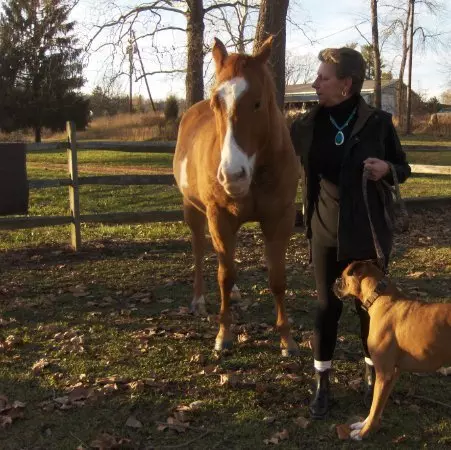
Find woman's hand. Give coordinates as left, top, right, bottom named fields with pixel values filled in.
left=363, top=158, right=390, bottom=181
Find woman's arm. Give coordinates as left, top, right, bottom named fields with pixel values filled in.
left=363, top=117, right=411, bottom=183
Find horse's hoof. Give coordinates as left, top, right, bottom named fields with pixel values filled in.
left=281, top=346, right=301, bottom=357
left=350, top=429, right=363, bottom=441
left=214, top=340, right=233, bottom=351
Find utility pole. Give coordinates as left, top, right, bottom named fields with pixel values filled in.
left=406, top=0, right=415, bottom=134
left=132, top=31, right=156, bottom=112
left=128, top=29, right=134, bottom=114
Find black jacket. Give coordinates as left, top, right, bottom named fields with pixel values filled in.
left=290, top=96, right=411, bottom=261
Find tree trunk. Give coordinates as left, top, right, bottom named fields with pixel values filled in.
left=253, top=0, right=289, bottom=110
left=185, top=0, right=205, bottom=107
left=405, top=0, right=415, bottom=134
left=397, top=1, right=412, bottom=130
left=34, top=126, right=41, bottom=143
left=371, top=0, right=382, bottom=109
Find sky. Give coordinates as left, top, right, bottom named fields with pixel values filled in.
left=72, top=0, right=451, bottom=102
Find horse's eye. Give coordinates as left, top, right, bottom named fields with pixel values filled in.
left=254, top=101, right=261, bottom=111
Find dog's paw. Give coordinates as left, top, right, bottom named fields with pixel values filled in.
left=350, top=417, right=367, bottom=430
left=350, top=429, right=363, bottom=441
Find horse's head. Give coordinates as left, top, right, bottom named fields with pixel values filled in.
left=210, top=37, right=276, bottom=198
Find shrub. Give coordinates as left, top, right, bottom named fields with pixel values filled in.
left=164, top=95, right=179, bottom=121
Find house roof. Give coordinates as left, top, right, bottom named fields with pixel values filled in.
left=285, top=79, right=398, bottom=103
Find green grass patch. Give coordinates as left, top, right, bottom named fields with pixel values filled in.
left=0, top=208, right=450, bottom=449
left=406, top=151, right=451, bottom=166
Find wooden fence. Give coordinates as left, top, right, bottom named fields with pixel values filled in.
left=0, top=121, right=450, bottom=251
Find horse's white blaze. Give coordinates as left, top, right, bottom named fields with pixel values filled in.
left=180, top=156, right=189, bottom=189
left=217, top=77, right=248, bottom=117
left=216, top=77, right=255, bottom=192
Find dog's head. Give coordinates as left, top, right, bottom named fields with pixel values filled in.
left=334, top=260, right=384, bottom=301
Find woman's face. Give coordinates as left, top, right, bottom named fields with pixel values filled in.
left=312, top=62, right=352, bottom=107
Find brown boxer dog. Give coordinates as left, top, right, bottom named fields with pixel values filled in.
left=336, top=260, right=451, bottom=440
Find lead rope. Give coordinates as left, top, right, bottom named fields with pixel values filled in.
left=362, top=162, right=409, bottom=271
left=362, top=168, right=386, bottom=270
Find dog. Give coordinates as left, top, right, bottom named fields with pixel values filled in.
left=336, top=260, right=451, bottom=440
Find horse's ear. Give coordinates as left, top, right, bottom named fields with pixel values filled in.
left=212, top=38, right=228, bottom=73
left=254, top=35, right=274, bottom=64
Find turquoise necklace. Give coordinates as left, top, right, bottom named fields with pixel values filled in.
left=329, top=107, right=357, bottom=146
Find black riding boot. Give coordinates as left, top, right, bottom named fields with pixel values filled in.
left=363, top=362, right=376, bottom=408
left=309, top=369, right=330, bottom=419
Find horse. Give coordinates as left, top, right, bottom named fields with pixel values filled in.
left=173, top=36, right=300, bottom=356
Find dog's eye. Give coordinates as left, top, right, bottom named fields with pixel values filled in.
left=254, top=101, right=261, bottom=111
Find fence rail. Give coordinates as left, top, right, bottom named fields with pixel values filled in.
left=0, top=122, right=450, bottom=250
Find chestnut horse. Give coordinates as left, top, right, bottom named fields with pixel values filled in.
left=173, top=37, right=299, bottom=356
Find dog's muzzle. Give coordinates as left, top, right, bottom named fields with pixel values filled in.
left=333, top=277, right=345, bottom=299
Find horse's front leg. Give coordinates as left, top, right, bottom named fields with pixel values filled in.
left=207, top=207, right=239, bottom=352
left=261, top=210, right=299, bottom=357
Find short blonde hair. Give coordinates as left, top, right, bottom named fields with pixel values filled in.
left=319, top=48, right=366, bottom=95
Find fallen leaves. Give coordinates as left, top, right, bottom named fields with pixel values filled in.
left=0, top=394, right=26, bottom=427
left=264, top=429, right=289, bottom=445
left=125, top=415, right=143, bottom=429
left=157, top=416, right=190, bottom=433
left=90, top=432, right=131, bottom=449
left=32, top=358, right=50, bottom=375
left=0, top=334, right=22, bottom=352
left=53, top=329, right=85, bottom=354
left=336, top=423, right=352, bottom=440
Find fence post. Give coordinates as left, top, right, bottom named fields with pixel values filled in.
left=67, top=121, right=81, bottom=251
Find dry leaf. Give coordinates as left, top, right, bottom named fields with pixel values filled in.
left=293, top=416, right=310, bottom=429
left=200, top=364, right=218, bottom=375
left=263, top=416, right=275, bottom=424
left=407, top=271, right=425, bottom=279
left=219, top=373, right=239, bottom=387
left=238, top=333, right=250, bottom=343
left=127, top=381, right=145, bottom=392
left=68, top=386, right=93, bottom=402
left=190, top=353, right=205, bottom=364
left=188, top=400, right=204, bottom=411
left=348, top=378, right=362, bottom=391
left=32, top=358, right=49, bottom=375
left=264, top=429, right=289, bottom=445
left=0, top=415, right=12, bottom=428
left=125, top=415, right=143, bottom=428
left=336, top=423, right=351, bottom=440
left=90, top=432, right=118, bottom=449
left=392, top=434, right=408, bottom=443
left=437, top=366, right=451, bottom=376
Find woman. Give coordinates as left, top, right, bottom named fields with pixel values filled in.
left=290, top=47, right=411, bottom=419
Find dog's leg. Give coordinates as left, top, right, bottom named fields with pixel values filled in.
left=351, top=368, right=399, bottom=440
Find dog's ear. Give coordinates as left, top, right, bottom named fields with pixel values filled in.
left=347, top=261, right=367, bottom=277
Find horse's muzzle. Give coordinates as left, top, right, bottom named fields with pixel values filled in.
left=218, top=166, right=251, bottom=198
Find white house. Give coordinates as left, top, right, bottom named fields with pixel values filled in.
left=285, top=79, right=405, bottom=115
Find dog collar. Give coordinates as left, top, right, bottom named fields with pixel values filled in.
left=362, top=277, right=389, bottom=311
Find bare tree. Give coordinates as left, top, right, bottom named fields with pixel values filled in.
left=203, top=0, right=259, bottom=53
left=186, top=0, right=204, bottom=107
left=441, top=89, right=451, bottom=105
left=285, top=52, right=316, bottom=85
left=253, top=0, right=290, bottom=110
left=379, top=0, right=445, bottom=132
left=371, top=0, right=382, bottom=108
left=87, top=1, right=260, bottom=108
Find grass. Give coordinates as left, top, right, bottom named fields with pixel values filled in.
left=0, top=134, right=449, bottom=448
left=0, top=207, right=450, bottom=449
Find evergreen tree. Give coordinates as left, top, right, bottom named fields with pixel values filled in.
left=0, top=0, right=89, bottom=142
